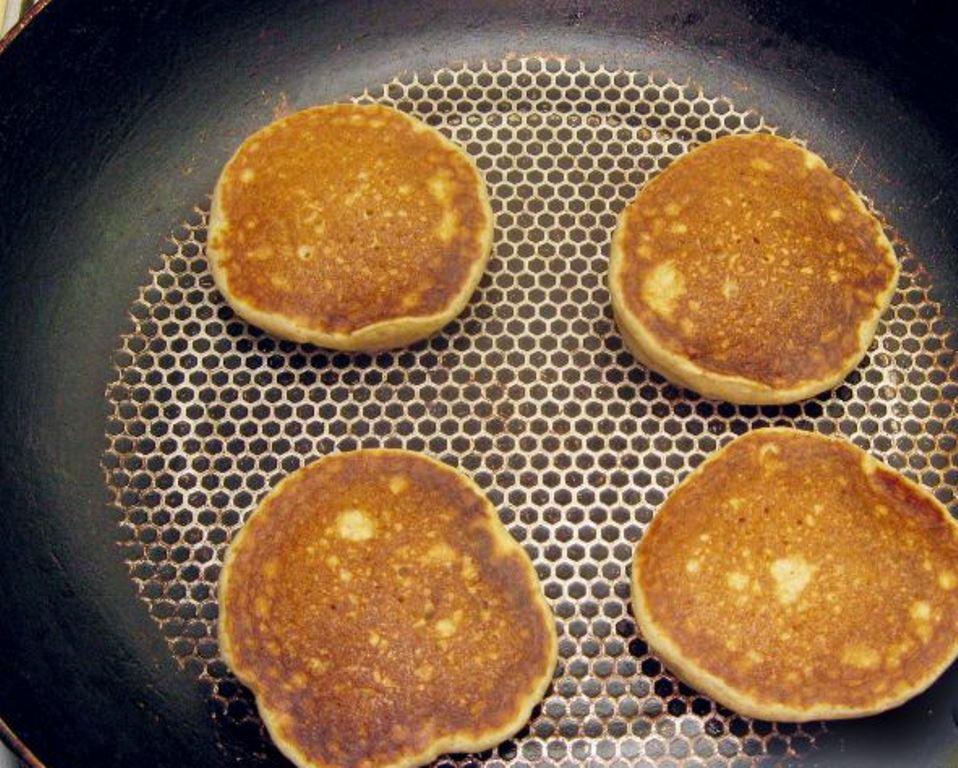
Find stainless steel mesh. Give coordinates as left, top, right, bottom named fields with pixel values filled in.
left=103, top=57, right=958, bottom=767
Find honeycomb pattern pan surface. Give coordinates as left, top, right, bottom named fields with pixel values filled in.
left=103, top=58, right=958, bottom=768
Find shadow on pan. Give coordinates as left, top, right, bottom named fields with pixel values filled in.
left=1, top=1, right=958, bottom=767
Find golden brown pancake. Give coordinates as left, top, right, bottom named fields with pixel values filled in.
left=219, top=450, right=557, bottom=768
left=610, top=133, right=899, bottom=404
left=208, top=104, right=493, bottom=351
left=632, top=427, right=958, bottom=721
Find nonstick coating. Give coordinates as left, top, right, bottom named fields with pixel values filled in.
left=1, top=1, right=957, bottom=767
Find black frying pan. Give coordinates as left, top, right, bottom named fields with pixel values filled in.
left=2, top=1, right=958, bottom=767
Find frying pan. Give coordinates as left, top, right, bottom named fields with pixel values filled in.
left=2, top=1, right=958, bottom=766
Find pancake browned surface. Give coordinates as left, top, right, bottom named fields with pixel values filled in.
left=209, top=104, right=493, bottom=351
left=632, top=428, right=958, bottom=721
left=219, top=450, right=557, bottom=768
left=610, top=133, right=899, bottom=404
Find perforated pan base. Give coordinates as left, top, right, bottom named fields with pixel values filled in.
left=103, top=57, right=958, bottom=767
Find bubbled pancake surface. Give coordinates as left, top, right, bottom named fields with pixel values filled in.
left=219, top=450, right=557, bottom=768
left=209, top=104, right=493, bottom=349
left=611, top=133, right=899, bottom=403
left=632, top=428, right=958, bottom=721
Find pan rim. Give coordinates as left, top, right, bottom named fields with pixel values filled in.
left=0, top=0, right=52, bottom=56
left=0, top=715, right=46, bottom=768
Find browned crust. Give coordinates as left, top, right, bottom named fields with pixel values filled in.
left=208, top=104, right=494, bottom=351
left=610, top=133, right=899, bottom=404
left=632, top=427, right=958, bottom=721
left=219, top=450, right=557, bottom=768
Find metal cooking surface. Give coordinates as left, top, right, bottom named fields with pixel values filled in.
left=103, top=58, right=957, bottom=767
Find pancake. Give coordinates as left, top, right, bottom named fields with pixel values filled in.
left=218, top=449, right=557, bottom=768
left=631, top=427, right=958, bottom=721
left=609, top=133, right=899, bottom=404
left=208, top=104, right=494, bottom=351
